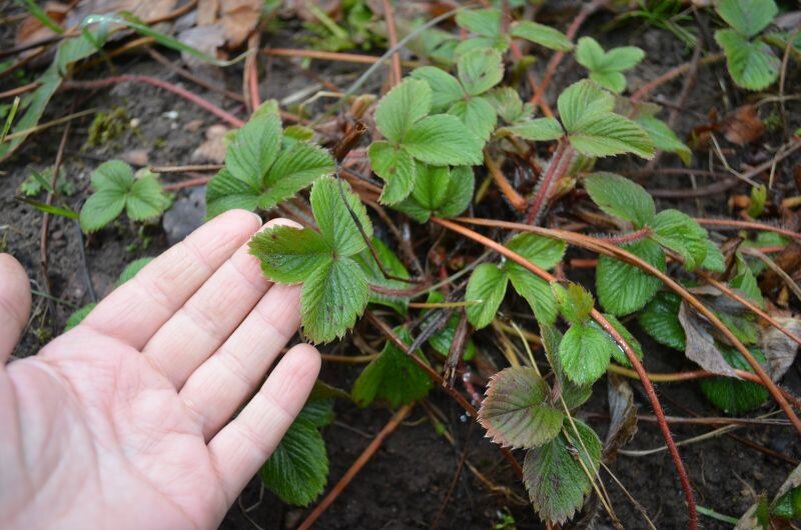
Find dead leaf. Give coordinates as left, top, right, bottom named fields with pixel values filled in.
left=760, top=317, right=801, bottom=380
left=761, top=241, right=801, bottom=294
left=197, top=0, right=219, bottom=25
left=220, top=0, right=261, bottom=48
left=15, top=2, right=69, bottom=50
left=178, top=24, right=225, bottom=71
left=192, top=124, right=228, bottom=163
left=678, top=302, right=739, bottom=377
left=604, top=374, right=637, bottom=462
left=722, top=105, right=765, bottom=145
left=66, top=0, right=178, bottom=29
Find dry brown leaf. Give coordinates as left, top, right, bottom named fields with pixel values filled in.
left=178, top=24, right=225, bottom=71
left=192, top=124, right=228, bottom=163
left=15, top=2, right=69, bottom=48
left=197, top=0, right=220, bottom=25
left=678, top=301, right=738, bottom=377
left=760, top=316, right=801, bottom=380
left=722, top=105, right=765, bottom=145
left=761, top=241, right=801, bottom=294
left=220, top=0, right=261, bottom=48
left=66, top=0, right=177, bottom=28
left=603, top=374, right=637, bottom=462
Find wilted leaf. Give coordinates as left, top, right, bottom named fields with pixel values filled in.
left=760, top=317, right=801, bottom=380
left=678, top=302, right=737, bottom=377
left=604, top=374, right=637, bottom=461
left=478, top=367, right=564, bottom=449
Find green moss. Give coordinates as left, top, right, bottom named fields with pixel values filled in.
left=83, top=107, right=129, bottom=149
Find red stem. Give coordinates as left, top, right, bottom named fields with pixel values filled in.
left=526, top=140, right=570, bottom=224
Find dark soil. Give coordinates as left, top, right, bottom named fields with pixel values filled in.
left=2, top=2, right=800, bottom=530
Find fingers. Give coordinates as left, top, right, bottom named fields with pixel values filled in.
left=80, top=210, right=262, bottom=350
left=207, top=343, right=320, bottom=504
left=142, top=218, right=299, bottom=388
left=0, top=254, right=32, bottom=364
left=179, top=282, right=301, bottom=439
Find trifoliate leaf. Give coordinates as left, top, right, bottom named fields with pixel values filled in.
left=311, top=177, right=373, bottom=256
left=437, top=165, right=475, bottom=218
left=635, top=116, right=692, bottom=165
left=465, top=263, right=508, bottom=329
left=523, top=420, right=602, bottom=524
left=457, top=48, right=504, bottom=96
left=368, top=141, right=416, bottom=204
left=249, top=225, right=332, bottom=284
left=352, top=327, right=432, bottom=407
left=715, top=29, right=780, bottom=91
left=700, top=344, right=769, bottom=414
left=638, top=291, right=686, bottom=351
left=410, top=66, right=463, bottom=112
left=557, top=80, right=615, bottom=132
left=503, top=117, right=564, bottom=141
left=584, top=172, right=655, bottom=228
left=353, top=237, right=410, bottom=315
left=375, top=78, right=432, bottom=143
left=568, top=112, right=654, bottom=159
left=603, top=313, right=644, bottom=367
left=260, top=416, right=328, bottom=506
left=259, top=141, right=336, bottom=210
left=410, top=162, right=450, bottom=210
left=716, top=0, right=777, bottom=39
left=552, top=282, right=594, bottom=325
left=575, top=37, right=644, bottom=93
left=402, top=114, right=483, bottom=166
left=596, top=239, right=665, bottom=316
left=448, top=96, right=497, bottom=141
left=650, top=209, right=709, bottom=270
left=559, top=321, right=616, bottom=385
left=226, top=112, right=282, bottom=187
left=478, top=367, right=564, bottom=449
left=510, top=21, right=573, bottom=51
left=302, top=257, right=369, bottom=343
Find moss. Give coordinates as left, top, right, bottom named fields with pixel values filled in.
left=83, top=107, right=129, bottom=149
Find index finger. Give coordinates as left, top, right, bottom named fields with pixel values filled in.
left=79, top=209, right=262, bottom=350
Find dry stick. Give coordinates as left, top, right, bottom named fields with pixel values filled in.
left=453, top=217, right=801, bottom=439
left=365, top=311, right=524, bottom=479
left=530, top=0, right=608, bottom=108
left=245, top=32, right=261, bottom=112
left=483, top=150, right=527, bottom=212
left=147, top=48, right=247, bottom=104
left=297, top=404, right=414, bottom=530
left=630, top=52, right=726, bottom=102
left=432, top=217, right=698, bottom=530
left=150, top=164, right=222, bottom=173
left=162, top=176, right=211, bottom=192
left=382, top=0, right=403, bottom=87
left=62, top=75, right=245, bottom=127
left=695, top=217, right=801, bottom=241
left=0, top=82, right=40, bottom=99
left=264, top=47, right=383, bottom=64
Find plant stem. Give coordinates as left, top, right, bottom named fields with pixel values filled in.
left=431, top=217, right=698, bottom=530
left=525, top=139, right=571, bottom=224
left=599, top=227, right=651, bottom=245
left=695, top=217, right=801, bottom=241
left=381, top=0, right=403, bottom=87
left=483, top=150, right=527, bottom=212
left=297, top=404, right=413, bottom=530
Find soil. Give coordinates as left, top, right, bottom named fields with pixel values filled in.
left=2, top=3, right=800, bottom=530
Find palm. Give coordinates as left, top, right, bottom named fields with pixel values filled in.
left=0, top=212, right=320, bottom=530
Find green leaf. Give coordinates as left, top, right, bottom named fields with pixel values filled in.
left=485, top=87, right=531, bottom=124
left=410, top=66, right=463, bottom=112
left=635, top=116, right=692, bottom=165
left=638, top=291, right=686, bottom=351
left=369, top=142, right=416, bottom=204
left=523, top=420, right=602, bottom=524
left=260, top=416, right=328, bottom=506
left=511, top=21, right=573, bottom=51
left=552, top=283, right=594, bottom=325
left=79, top=190, right=127, bottom=232
left=575, top=37, right=607, bottom=71
left=375, top=78, right=432, bottom=143
left=311, top=177, right=373, bottom=256
left=260, top=141, right=335, bottom=210
left=115, top=257, right=153, bottom=286
left=559, top=321, right=615, bottom=385
left=126, top=171, right=171, bottom=222
left=410, top=162, right=450, bottom=210
left=507, top=267, right=559, bottom=325
left=302, top=257, right=369, bottom=343
left=596, top=239, right=665, bottom=316
left=700, top=344, right=769, bottom=414
left=604, top=46, right=646, bottom=71
left=650, top=209, right=709, bottom=270
left=715, top=29, right=780, bottom=91
left=437, top=165, right=475, bottom=218
left=701, top=239, right=726, bottom=272
left=584, top=172, right=655, bottom=228
left=603, top=314, right=644, bottom=367
left=575, top=37, right=644, bottom=93
left=205, top=168, right=259, bottom=218
left=226, top=112, right=282, bottom=188
left=448, top=96, right=497, bottom=141
left=465, top=263, right=508, bottom=329
left=403, top=114, right=484, bottom=166
left=428, top=314, right=476, bottom=361
left=716, top=0, right=777, bottom=38
left=568, top=112, right=655, bottom=159
left=351, top=327, right=432, bottom=407
left=455, top=8, right=501, bottom=38
left=557, top=80, right=615, bottom=132
left=503, top=117, right=564, bottom=141
left=478, top=367, right=564, bottom=449
left=249, top=225, right=332, bottom=284
left=589, top=70, right=627, bottom=94
left=505, top=233, right=567, bottom=271
left=457, top=48, right=504, bottom=96
left=65, top=303, right=97, bottom=331
left=353, top=237, right=410, bottom=315
left=298, top=398, right=335, bottom=428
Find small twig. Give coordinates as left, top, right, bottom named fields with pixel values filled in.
left=695, top=217, right=801, bottom=241
left=150, top=164, right=222, bottom=173
left=263, top=47, right=384, bottom=64
left=297, top=405, right=414, bottom=530
left=162, top=176, right=212, bottom=192
left=631, top=52, right=725, bottom=102
left=381, top=0, right=403, bottom=87
left=245, top=32, right=261, bottom=112
left=483, top=150, right=527, bottom=212
left=147, top=48, right=246, bottom=104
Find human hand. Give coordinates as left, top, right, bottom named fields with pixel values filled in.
left=0, top=211, right=320, bottom=530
